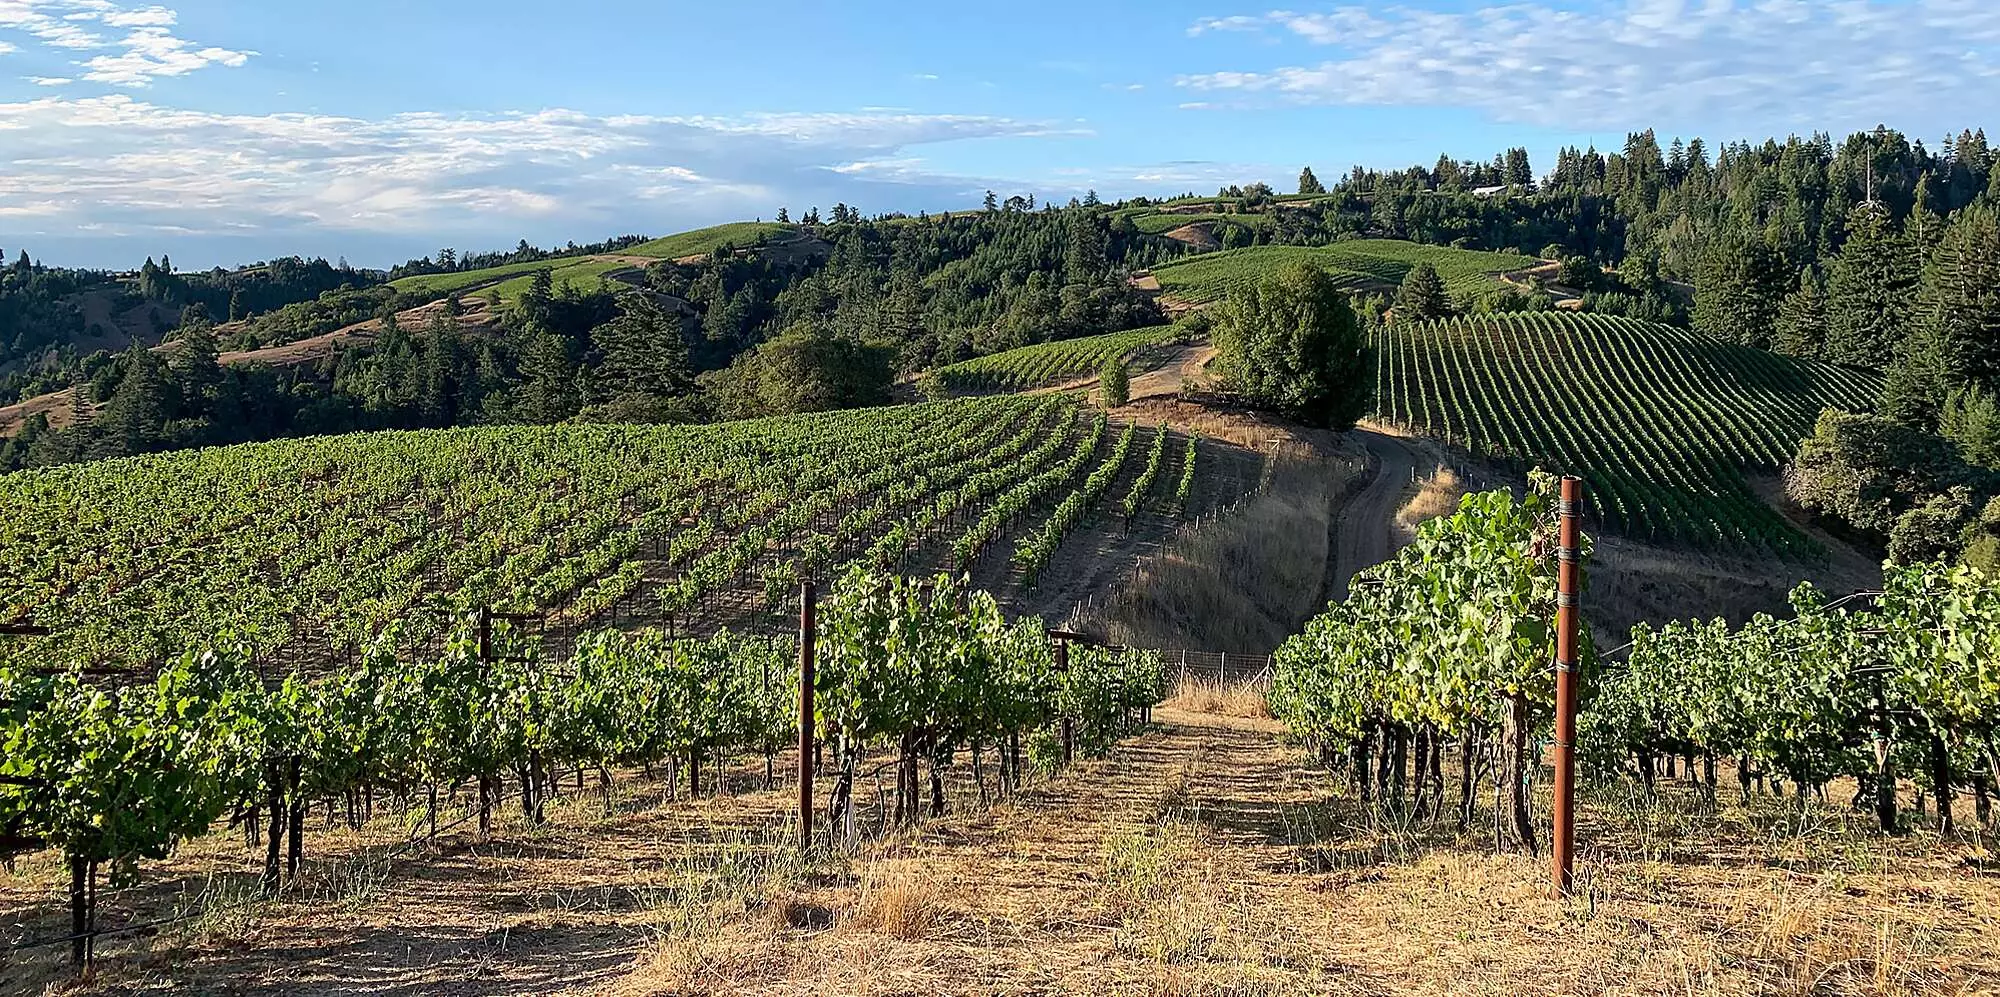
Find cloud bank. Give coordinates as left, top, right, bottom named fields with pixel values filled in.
left=0, top=95, right=1086, bottom=265
left=1179, top=0, right=2000, bottom=131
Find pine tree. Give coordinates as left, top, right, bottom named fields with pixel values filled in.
left=1394, top=263, right=1451, bottom=322
left=518, top=328, right=578, bottom=424
left=595, top=296, right=691, bottom=401
left=1825, top=206, right=1916, bottom=366
left=1063, top=211, right=1109, bottom=285
left=983, top=190, right=998, bottom=213
left=1693, top=234, right=1787, bottom=349
left=1881, top=318, right=1956, bottom=427
left=1917, top=204, right=2000, bottom=388
left=776, top=207, right=790, bottom=223
left=1298, top=166, right=1325, bottom=195
left=1772, top=270, right=1827, bottom=357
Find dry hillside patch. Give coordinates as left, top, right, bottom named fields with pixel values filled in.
left=1395, top=464, right=1465, bottom=537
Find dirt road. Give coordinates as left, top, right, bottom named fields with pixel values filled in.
left=1326, top=426, right=1423, bottom=601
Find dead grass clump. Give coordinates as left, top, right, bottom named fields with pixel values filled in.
left=1395, top=464, right=1463, bottom=536
left=847, top=867, right=948, bottom=939
left=1164, top=673, right=1270, bottom=718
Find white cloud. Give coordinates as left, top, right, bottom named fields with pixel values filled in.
left=0, top=95, right=1082, bottom=260
left=27, top=75, right=71, bottom=84
left=0, top=0, right=251, bottom=86
left=1179, top=0, right=2000, bottom=131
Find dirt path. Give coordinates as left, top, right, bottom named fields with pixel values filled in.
left=1327, top=427, right=1423, bottom=600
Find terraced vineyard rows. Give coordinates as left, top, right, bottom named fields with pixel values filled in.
left=1370, top=311, right=1883, bottom=554
left=0, top=397, right=1223, bottom=674
left=926, top=326, right=1178, bottom=394
left=0, top=397, right=1116, bottom=672
left=1150, top=239, right=1535, bottom=304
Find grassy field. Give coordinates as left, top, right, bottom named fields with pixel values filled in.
left=1373, top=310, right=1882, bottom=554
left=480, top=258, right=635, bottom=303
left=386, top=257, right=581, bottom=296
left=1150, top=239, right=1539, bottom=303
left=625, top=221, right=799, bottom=259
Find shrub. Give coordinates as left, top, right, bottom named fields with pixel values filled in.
left=1100, top=358, right=1130, bottom=407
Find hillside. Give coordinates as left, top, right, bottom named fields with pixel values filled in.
left=0, top=395, right=1262, bottom=673
left=925, top=325, right=1181, bottom=395
left=1371, top=311, right=1882, bottom=554
left=625, top=221, right=822, bottom=261
left=1149, top=239, right=1539, bottom=305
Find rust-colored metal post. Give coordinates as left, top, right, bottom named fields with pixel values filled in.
left=1551, top=476, right=1583, bottom=897
left=797, top=579, right=816, bottom=852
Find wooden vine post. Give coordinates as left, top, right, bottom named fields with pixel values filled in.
left=1550, top=476, right=1583, bottom=898
left=797, top=579, right=816, bottom=853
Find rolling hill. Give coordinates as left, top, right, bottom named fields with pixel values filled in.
left=1149, top=239, right=1539, bottom=304
left=0, top=394, right=1258, bottom=672
left=1370, top=311, right=1881, bottom=554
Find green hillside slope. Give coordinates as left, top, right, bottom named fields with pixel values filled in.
left=1152, top=239, right=1537, bottom=303
left=1372, top=311, right=1882, bottom=554
left=0, top=395, right=1179, bottom=669
left=625, top=222, right=798, bottom=259
left=927, top=326, right=1179, bottom=394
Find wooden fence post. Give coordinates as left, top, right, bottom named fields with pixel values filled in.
left=1551, top=476, right=1584, bottom=898
left=797, top=579, right=816, bottom=853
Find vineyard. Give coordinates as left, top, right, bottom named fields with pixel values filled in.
left=1370, top=311, right=1882, bottom=554
left=1272, top=478, right=1999, bottom=853
left=0, top=567, right=1165, bottom=966
left=0, top=396, right=1239, bottom=676
left=1150, top=239, right=1535, bottom=304
left=924, top=326, right=1179, bottom=395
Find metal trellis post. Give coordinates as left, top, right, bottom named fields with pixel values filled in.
left=1551, top=475, right=1584, bottom=898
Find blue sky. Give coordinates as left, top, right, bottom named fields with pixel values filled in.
left=4, top=0, right=1998, bottom=269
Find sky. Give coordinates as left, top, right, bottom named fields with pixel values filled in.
left=3, top=0, right=1998, bottom=270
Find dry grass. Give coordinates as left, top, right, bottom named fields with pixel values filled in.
left=1086, top=455, right=1353, bottom=651
left=18, top=710, right=2000, bottom=997
left=1395, top=464, right=1464, bottom=536
left=1164, top=673, right=1271, bottom=719
left=846, top=865, right=949, bottom=940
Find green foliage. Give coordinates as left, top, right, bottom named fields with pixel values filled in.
left=1099, top=357, right=1129, bottom=407
left=1772, top=270, right=1828, bottom=358
left=1212, top=261, right=1372, bottom=430
left=1888, top=486, right=1979, bottom=565
left=1786, top=409, right=1995, bottom=539
left=1692, top=234, right=1788, bottom=350
left=707, top=326, right=895, bottom=419
left=1587, top=563, right=2000, bottom=824
left=1940, top=384, right=2000, bottom=469
left=1376, top=312, right=1877, bottom=553
left=1393, top=262, right=1451, bottom=322
left=0, top=396, right=1096, bottom=670
left=1555, top=255, right=1604, bottom=292
left=1270, top=478, right=1581, bottom=848
left=1826, top=207, right=1918, bottom=367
